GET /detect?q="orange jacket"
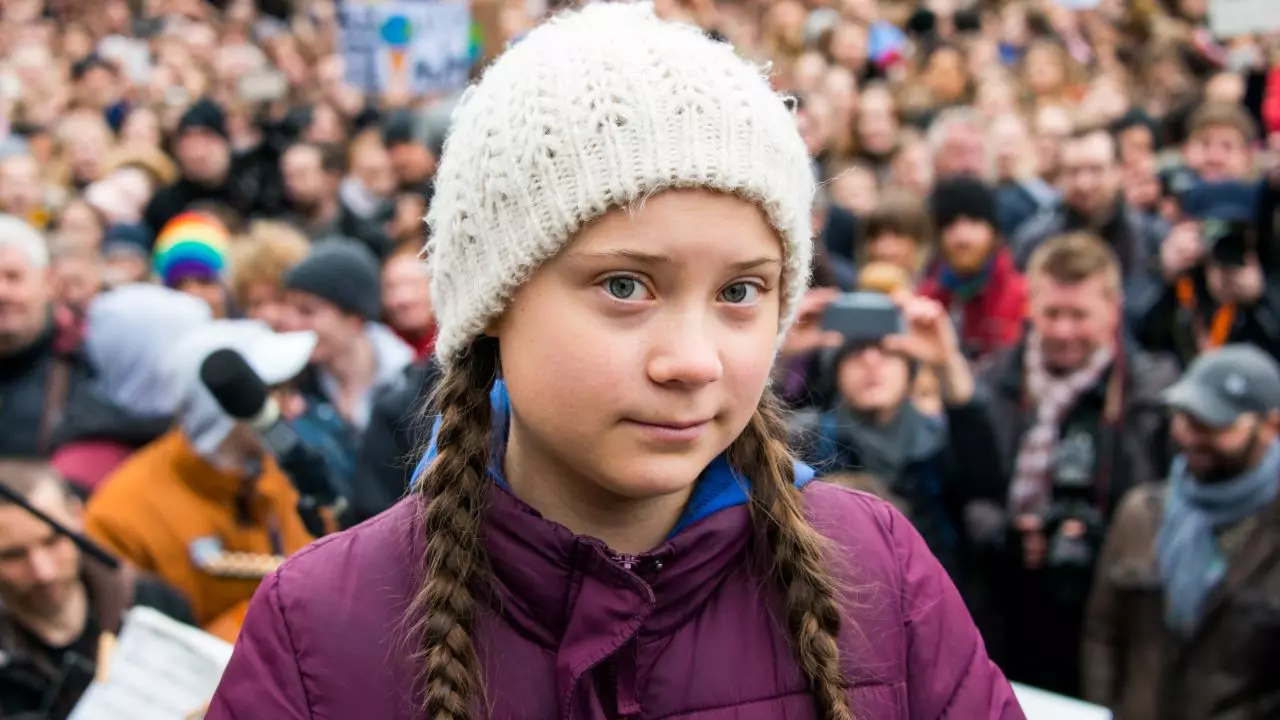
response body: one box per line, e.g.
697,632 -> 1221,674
84,430 -> 313,643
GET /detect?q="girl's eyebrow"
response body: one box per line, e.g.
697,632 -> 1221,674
566,249 -> 783,272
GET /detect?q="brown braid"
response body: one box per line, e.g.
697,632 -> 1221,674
409,338 -> 499,720
728,391 -> 854,720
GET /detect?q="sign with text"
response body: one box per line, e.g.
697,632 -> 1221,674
339,0 -> 474,97
1210,0 -> 1280,38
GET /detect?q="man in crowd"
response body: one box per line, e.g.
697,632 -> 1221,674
0,215 -> 85,457
0,460 -> 191,717
144,99 -> 286,237
1084,345 -> 1280,718
1011,127 -> 1167,323
83,320 -> 315,643
282,240 -> 414,500
1137,181 -> 1280,365
973,232 -> 1178,697
1183,102 -> 1257,184
918,176 -> 1027,361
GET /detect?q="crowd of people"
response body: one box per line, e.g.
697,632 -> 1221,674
0,0 -> 1277,717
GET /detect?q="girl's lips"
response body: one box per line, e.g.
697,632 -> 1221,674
624,418 -> 712,443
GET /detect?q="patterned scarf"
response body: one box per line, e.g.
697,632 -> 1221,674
1009,333 -> 1114,514
1156,441 -> 1280,638
936,255 -> 993,303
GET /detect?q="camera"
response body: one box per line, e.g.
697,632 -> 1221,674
1039,431 -> 1106,605
1201,219 -> 1253,268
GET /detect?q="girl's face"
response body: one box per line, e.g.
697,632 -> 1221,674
977,77 -> 1017,120
492,189 -> 781,516
924,48 -> 968,105
1024,46 -> 1065,96
790,53 -> 827,96
857,89 -> 899,155
819,67 -> 857,121
829,23 -> 868,73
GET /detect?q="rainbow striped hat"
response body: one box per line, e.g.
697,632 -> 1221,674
153,212 -> 229,288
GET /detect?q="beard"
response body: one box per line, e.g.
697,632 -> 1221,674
1189,426 -> 1260,483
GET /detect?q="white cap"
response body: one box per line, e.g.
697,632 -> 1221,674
165,320 -> 317,457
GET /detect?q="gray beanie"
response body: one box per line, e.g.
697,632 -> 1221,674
424,2 -> 815,368
283,239 -> 381,321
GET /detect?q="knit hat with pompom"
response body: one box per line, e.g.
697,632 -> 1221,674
425,2 -> 815,368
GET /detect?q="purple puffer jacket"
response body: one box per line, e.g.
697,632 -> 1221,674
207,482 -> 1023,719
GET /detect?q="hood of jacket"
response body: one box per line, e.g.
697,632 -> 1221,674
414,381 -> 815,539
50,385 -> 172,450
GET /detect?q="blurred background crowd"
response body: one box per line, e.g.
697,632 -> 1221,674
0,0 -> 1277,716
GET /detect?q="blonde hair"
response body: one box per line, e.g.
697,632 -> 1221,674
857,262 -> 912,294
226,222 -> 311,308
1026,231 -> 1122,297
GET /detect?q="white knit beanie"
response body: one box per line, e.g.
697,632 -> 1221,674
425,2 -> 815,367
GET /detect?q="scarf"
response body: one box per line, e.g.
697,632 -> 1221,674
936,255 -> 993,303
921,248 -> 1027,361
1156,440 -> 1280,638
833,401 -> 946,485
1009,333 -> 1114,514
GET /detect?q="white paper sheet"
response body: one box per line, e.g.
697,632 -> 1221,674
67,606 -> 233,720
1012,682 -> 1113,720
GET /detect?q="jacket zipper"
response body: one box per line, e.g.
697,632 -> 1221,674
611,552 -> 638,572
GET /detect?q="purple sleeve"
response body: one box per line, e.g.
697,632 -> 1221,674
888,506 -> 1026,720
206,572 -> 312,719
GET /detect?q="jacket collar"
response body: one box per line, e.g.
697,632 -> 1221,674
162,430 -> 276,516
416,382 -> 816,648
481,484 -> 756,649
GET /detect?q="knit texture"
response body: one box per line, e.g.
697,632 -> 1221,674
425,2 -> 815,367
153,211 -> 229,288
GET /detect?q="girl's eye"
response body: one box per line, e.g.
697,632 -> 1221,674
603,276 -> 646,301
720,282 -> 761,304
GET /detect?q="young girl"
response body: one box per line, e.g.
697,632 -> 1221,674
207,5 -> 1022,719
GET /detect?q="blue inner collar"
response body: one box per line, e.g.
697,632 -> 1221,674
414,381 -> 814,538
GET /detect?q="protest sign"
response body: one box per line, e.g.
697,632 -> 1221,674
1011,682 -> 1113,720
68,606 -> 233,720
339,0 -> 475,96
1209,0 -> 1280,38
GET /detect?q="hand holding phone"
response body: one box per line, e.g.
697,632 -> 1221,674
778,287 -> 844,361
819,291 -> 904,346
879,292 -> 962,369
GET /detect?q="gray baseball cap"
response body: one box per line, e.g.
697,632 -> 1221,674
1162,344 -> 1280,428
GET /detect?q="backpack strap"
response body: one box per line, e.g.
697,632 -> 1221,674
36,357 -> 72,456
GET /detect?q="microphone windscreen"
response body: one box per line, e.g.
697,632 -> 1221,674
200,348 -> 270,421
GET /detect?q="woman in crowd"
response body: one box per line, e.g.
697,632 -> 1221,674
208,6 -> 1020,719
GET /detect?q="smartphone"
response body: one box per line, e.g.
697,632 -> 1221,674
820,292 -> 903,345
238,70 -> 289,104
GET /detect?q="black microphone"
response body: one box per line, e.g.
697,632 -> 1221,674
0,484 -> 119,570
199,349 -> 345,533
